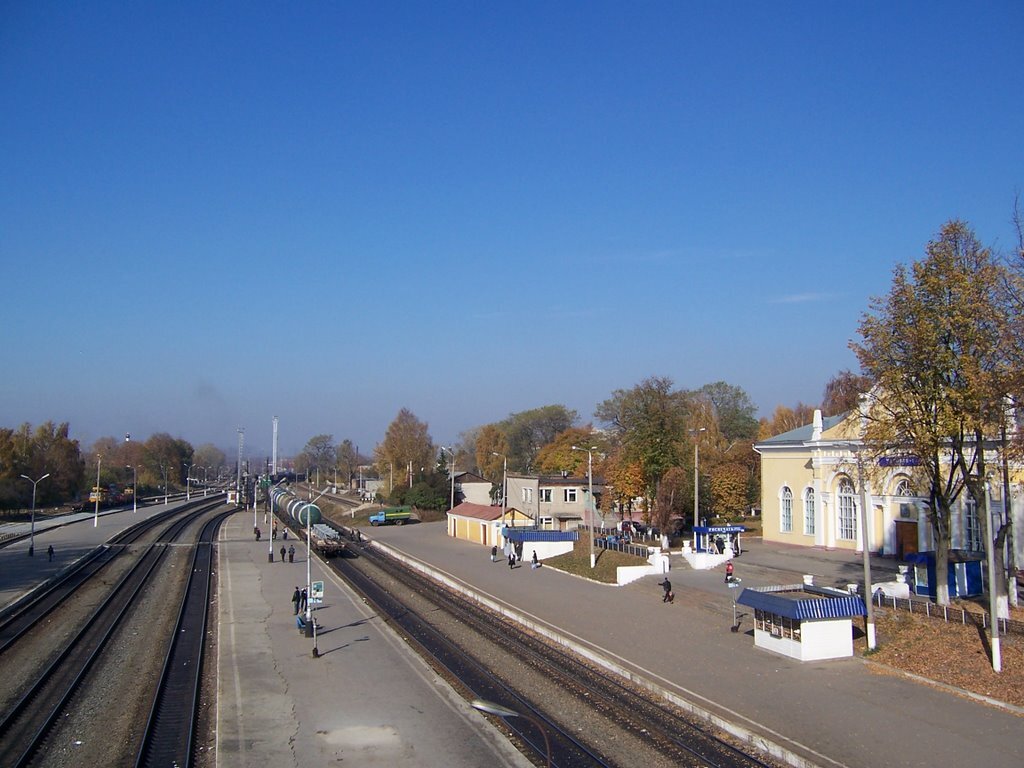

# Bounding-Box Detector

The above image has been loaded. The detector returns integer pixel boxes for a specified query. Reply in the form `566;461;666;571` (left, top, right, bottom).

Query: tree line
0;425;226;511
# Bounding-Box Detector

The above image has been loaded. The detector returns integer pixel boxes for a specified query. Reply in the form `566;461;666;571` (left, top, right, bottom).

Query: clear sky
2;2;1022;459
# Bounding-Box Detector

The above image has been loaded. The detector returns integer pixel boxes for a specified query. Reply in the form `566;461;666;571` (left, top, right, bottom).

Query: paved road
366;521;1022;768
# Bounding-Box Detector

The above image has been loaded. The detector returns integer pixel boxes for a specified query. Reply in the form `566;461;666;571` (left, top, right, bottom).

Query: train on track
270;486;323;526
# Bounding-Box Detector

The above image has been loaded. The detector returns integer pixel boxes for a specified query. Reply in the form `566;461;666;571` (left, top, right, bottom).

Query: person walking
291;587;301;615
47;544;55;562
288;544;295;563
725;561;735;583
508;552;515;570
255;527;261;541
280;545;286;563
659;578;674;603
531;551;539;570
300;587;308;612
491;545;498;562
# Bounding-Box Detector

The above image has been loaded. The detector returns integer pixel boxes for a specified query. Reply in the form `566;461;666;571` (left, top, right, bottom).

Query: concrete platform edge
368;539;839;768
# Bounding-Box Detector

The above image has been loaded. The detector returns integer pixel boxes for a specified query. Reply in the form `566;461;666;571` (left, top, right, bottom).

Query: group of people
291;586;308;614
492;545;540;570
278;544;296;563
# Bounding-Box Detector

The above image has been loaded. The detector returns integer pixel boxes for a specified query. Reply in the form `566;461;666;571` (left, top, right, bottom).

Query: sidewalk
365;522;1022;768
213;511;530;768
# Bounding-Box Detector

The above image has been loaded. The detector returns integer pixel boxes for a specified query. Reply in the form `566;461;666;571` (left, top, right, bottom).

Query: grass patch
544;539;646;584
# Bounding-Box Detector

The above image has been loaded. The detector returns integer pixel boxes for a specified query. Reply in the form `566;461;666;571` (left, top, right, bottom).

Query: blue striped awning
736;587;866;620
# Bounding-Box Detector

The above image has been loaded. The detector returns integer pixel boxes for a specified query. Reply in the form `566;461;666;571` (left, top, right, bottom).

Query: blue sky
2;2;1022;459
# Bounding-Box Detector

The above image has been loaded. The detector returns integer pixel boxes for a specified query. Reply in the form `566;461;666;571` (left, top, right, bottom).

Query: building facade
755;409;1023;563
504;473;604;531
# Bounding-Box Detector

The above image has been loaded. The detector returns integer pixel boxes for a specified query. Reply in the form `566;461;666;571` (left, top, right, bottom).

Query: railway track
319;522;780;768
0;498;227;767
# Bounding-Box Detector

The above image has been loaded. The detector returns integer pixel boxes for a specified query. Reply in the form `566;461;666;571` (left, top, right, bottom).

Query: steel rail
345;533;777;768
135;509;232;768
0;500;223;767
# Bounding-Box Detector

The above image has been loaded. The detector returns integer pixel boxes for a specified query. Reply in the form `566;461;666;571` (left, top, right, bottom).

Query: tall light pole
303;485;330;654
492;452;507;532
572;445;597;569
690;427;707;545
160;464;168;506
984;475;1001;672
126;465;137;513
856;448;877;651
441;447;456;511
184;463;193;501
93;454;102;527
20;472;49;557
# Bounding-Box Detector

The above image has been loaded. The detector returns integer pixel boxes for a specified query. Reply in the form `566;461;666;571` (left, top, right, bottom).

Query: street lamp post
984;476;1002;672
690;427;707;547
571;445;597;569
492;452;507;533
304;485;330;656
20;472;49;556
160;465;168;506
93;454;102;527
184;463;193;501
126;465;137;513
441;447;456;511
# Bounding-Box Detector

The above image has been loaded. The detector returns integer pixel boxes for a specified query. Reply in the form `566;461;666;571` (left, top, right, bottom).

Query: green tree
0;422;84;509
374;408;434;488
822;370;873;417
595;376;690;512
854;219;1014;606
474;424;509;484
498;405;577;472
297;434;336;480
695;382;759;441
336;439;359;488
192;443;227;482
533;426;603;476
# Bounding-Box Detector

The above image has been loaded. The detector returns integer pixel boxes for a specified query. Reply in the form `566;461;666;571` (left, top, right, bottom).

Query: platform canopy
737;585;866;620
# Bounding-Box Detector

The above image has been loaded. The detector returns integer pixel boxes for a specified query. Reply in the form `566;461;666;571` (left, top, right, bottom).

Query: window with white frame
780;486;793;532
803;488;815;535
964;494;982;552
838;479;856;540
539;517;553;530
539;489;552;503
521;487;533;504
564;488;577;503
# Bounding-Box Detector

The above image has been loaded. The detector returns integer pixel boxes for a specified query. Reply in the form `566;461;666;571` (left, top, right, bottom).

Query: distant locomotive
270;486;323;527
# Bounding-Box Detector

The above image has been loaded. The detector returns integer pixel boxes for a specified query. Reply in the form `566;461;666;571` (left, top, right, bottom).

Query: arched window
838;479;856;540
780;486;793;532
803;488;815;535
894;477;916;519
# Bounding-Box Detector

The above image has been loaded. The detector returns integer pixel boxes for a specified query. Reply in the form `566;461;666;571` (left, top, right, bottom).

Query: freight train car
270;486;323;528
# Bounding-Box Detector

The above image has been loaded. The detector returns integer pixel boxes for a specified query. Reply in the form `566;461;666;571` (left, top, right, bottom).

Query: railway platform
212;510;530;768
364;521;1023;768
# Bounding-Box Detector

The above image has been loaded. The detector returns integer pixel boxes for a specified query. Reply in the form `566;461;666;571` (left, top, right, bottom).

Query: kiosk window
754;609;801;641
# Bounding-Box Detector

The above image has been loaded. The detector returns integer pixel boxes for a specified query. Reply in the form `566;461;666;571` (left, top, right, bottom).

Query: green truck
368;506;413;526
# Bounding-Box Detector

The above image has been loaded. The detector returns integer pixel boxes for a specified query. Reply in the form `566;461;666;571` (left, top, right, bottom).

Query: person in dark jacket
659;578;674;603
291;587;301;615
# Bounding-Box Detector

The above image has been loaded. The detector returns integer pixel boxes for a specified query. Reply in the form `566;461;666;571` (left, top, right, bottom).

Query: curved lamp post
471;699;550;768
20;472;50;556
